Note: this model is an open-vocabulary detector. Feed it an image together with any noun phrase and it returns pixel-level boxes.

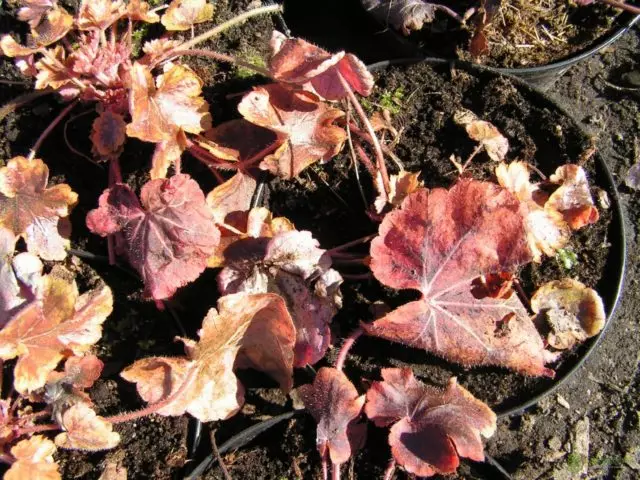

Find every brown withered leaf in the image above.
[0,269,113,393]
[77,0,126,31]
[374,170,423,214]
[206,171,257,223]
[0,156,78,260]
[5,435,61,480]
[150,131,187,179]
[161,0,214,31]
[531,278,606,351]
[454,109,509,161]
[140,38,181,65]
[126,62,211,143]
[98,461,127,480]
[0,35,40,57]
[121,292,295,422]
[45,354,104,416]
[238,83,346,178]
[55,402,120,451]
[34,45,74,92]
[31,8,73,47]
[91,109,127,158]
[127,0,160,23]
[548,164,599,230]
[18,0,55,29]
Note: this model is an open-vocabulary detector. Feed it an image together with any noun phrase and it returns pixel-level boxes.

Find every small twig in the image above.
[28,99,79,160]
[342,273,372,281]
[353,141,377,177]
[169,49,272,77]
[335,328,364,371]
[597,0,640,15]
[512,278,532,313]
[345,104,368,207]
[211,429,233,480]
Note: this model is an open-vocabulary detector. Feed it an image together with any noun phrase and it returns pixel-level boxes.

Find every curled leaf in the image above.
[77,0,126,31]
[127,0,160,23]
[531,278,606,351]
[18,0,55,29]
[91,109,127,158]
[0,156,78,260]
[31,8,73,47]
[0,268,112,393]
[121,292,296,421]
[299,367,366,466]
[548,164,599,230]
[86,174,220,300]
[161,0,214,31]
[361,0,462,35]
[366,180,556,376]
[46,355,104,420]
[55,402,120,451]
[365,368,496,477]
[269,30,374,101]
[454,109,509,162]
[5,435,60,480]
[238,84,346,178]
[206,171,257,224]
[374,170,423,213]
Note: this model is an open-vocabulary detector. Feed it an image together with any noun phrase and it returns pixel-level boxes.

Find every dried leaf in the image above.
[98,461,127,480]
[91,109,127,158]
[299,367,365,465]
[218,230,342,366]
[206,171,257,223]
[18,0,55,29]
[269,30,374,101]
[547,164,599,230]
[0,156,78,260]
[361,0,458,35]
[140,38,181,65]
[5,435,60,480]
[496,162,570,262]
[77,0,126,31]
[365,368,496,477]
[55,402,120,450]
[86,174,220,300]
[0,269,112,393]
[46,354,104,401]
[454,109,509,161]
[366,180,556,376]
[34,45,74,92]
[238,83,346,178]
[150,131,186,179]
[121,292,296,421]
[31,8,73,47]
[0,35,41,57]
[161,0,214,31]
[374,170,423,213]
[126,62,211,144]
[531,278,605,350]
[127,0,160,23]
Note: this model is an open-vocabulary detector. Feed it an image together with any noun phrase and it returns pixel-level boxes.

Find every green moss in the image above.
[235,50,267,79]
[361,87,406,115]
[556,248,578,270]
[131,23,152,57]
[566,453,584,473]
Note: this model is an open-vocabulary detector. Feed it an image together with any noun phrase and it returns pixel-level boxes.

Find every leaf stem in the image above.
[598,0,640,14]
[169,49,271,77]
[174,4,282,52]
[383,459,396,480]
[327,234,376,255]
[334,328,363,372]
[27,99,79,160]
[339,74,391,195]
[331,463,341,480]
[0,89,52,123]
[348,122,404,171]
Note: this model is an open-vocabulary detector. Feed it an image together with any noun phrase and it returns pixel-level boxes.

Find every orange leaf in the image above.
[206,171,257,223]
[0,157,78,260]
[127,0,160,23]
[54,402,120,451]
[5,435,60,480]
[161,0,214,31]
[238,84,346,178]
[121,292,295,421]
[18,0,55,29]
[77,0,126,31]
[91,109,127,158]
[0,268,112,393]
[454,109,509,161]
[31,8,73,47]
[126,62,211,144]
[547,164,599,230]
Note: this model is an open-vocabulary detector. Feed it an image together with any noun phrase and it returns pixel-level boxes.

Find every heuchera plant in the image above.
[0,0,609,477]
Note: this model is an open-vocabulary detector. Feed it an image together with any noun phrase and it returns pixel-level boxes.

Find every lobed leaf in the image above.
[161,0,214,31]
[127,0,160,23]
[5,435,60,480]
[91,108,127,158]
[54,402,120,451]
[121,292,296,421]
[365,368,496,477]
[366,179,556,376]
[86,174,220,300]
[0,156,78,261]
[77,0,126,31]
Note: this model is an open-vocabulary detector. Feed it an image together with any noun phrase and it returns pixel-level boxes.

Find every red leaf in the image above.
[298,367,365,465]
[547,164,599,230]
[365,368,496,477]
[238,83,346,178]
[86,174,220,300]
[268,31,374,101]
[366,179,555,376]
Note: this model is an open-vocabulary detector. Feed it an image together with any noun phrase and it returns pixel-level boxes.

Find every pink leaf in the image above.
[86,174,220,300]
[298,367,366,465]
[365,179,555,376]
[268,31,374,101]
[365,368,496,477]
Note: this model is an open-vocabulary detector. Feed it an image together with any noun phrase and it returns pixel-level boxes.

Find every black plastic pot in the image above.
[367,58,627,418]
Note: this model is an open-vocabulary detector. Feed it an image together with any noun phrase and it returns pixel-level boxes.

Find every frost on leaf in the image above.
[54,402,120,451]
[161,0,214,31]
[91,108,127,158]
[218,229,343,367]
[361,0,462,36]
[0,228,42,327]
[496,161,570,262]
[547,164,599,230]
[86,174,220,300]
[5,435,60,480]
[531,279,605,351]
[0,156,78,261]
[77,0,125,31]
[365,368,496,477]
[0,268,113,393]
[126,62,211,177]
[238,83,346,178]
[121,292,296,421]
[268,30,374,101]
[366,179,556,376]
[454,109,509,162]
[299,367,366,466]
